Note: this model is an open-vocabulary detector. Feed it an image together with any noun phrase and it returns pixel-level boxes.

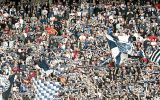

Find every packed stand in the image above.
[0,0,159,100]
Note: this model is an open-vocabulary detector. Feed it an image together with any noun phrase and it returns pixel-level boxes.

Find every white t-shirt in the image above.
[79,35,86,41]
[2,41,8,48]
[54,10,58,15]
[133,33,144,42]
[42,9,48,16]
[15,22,20,29]
[50,16,55,21]
[10,8,16,15]
[9,41,14,48]
[19,18,24,26]
[0,16,3,22]
[23,32,27,38]
[0,9,3,13]
[77,12,81,16]
[88,36,94,41]
[109,15,114,20]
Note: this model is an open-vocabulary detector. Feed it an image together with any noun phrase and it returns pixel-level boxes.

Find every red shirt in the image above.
[3,28,10,34]
[25,27,29,33]
[72,50,78,60]
[147,36,157,42]
[155,3,160,9]
[69,95,72,100]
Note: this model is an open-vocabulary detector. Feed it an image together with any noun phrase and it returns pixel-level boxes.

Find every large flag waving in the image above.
[106,34,121,66]
[150,48,160,65]
[106,33,133,66]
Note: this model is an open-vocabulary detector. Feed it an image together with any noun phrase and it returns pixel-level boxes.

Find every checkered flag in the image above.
[32,78,62,100]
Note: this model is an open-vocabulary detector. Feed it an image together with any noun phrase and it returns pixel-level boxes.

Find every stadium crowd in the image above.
[0,0,160,100]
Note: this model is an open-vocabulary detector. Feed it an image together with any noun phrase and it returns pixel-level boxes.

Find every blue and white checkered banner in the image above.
[32,78,62,100]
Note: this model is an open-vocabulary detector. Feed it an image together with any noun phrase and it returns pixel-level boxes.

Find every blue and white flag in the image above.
[106,34,133,65]
[117,42,132,53]
[108,27,113,35]
[106,34,121,65]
